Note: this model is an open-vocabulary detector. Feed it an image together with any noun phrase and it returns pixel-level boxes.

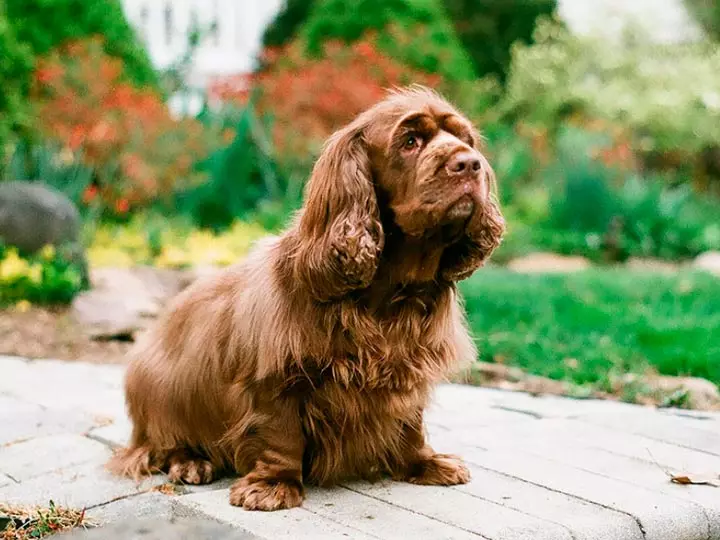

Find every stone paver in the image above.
[1,355,719,540]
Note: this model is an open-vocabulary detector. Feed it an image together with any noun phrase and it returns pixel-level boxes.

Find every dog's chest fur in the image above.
[285,288,462,485]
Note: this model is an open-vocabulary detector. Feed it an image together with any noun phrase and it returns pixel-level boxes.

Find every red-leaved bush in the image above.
[251,34,443,157]
[31,37,215,214]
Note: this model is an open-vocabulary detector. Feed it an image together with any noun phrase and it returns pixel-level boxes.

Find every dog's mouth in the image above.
[437,195,475,243]
[444,195,475,222]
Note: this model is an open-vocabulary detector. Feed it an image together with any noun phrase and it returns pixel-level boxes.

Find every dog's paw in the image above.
[167,454,215,485]
[406,453,471,486]
[229,477,304,511]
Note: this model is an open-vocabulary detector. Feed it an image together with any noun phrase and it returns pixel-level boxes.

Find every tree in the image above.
[684,0,720,40]
[444,0,557,83]
[300,0,477,82]
[5,0,157,90]
[262,0,315,48]
[0,7,32,167]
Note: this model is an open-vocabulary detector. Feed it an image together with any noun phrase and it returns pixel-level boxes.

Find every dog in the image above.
[107,85,505,511]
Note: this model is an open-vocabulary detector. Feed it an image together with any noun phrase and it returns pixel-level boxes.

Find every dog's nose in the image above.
[446,151,482,177]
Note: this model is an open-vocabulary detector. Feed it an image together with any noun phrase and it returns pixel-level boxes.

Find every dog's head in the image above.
[295,86,505,296]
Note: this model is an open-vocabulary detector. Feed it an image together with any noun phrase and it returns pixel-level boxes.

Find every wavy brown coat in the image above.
[108,86,505,511]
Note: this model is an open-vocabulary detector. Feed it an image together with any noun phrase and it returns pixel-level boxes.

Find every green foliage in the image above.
[0,8,32,165]
[684,0,720,40]
[179,104,290,232]
[540,128,720,261]
[5,0,157,90]
[0,243,84,306]
[3,142,94,209]
[262,0,315,48]
[300,0,476,81]
[444,0,557,82]
[461,268,720,386]
[504,19,720,156]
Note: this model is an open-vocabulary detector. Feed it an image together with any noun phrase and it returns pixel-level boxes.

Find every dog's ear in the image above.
[292,125,384,302]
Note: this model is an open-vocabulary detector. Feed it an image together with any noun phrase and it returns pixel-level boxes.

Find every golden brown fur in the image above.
[107,86,505,511]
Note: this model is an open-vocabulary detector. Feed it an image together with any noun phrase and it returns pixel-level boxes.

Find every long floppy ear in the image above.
[290,125,384,302]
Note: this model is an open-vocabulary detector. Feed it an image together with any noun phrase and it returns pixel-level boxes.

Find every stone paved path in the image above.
[1,356,719,539]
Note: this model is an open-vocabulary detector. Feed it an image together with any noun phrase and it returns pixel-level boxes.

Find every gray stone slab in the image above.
[63,517,260,539]
[0,473,15,487]
[346,480,571,540]
[475,432,720,538]
[303,486,482,539]
[432,384,643,420]
[0,358,126,419]
[0,434,109,481]
[87,416,132,448]
[457,446,710,540]
[0,402,102,446]
[87,491,174,524]
[456,465,643,540]
[578,409,720,456]
[175,488,380,539]
[472,418,720,481]
[0,461,166,508]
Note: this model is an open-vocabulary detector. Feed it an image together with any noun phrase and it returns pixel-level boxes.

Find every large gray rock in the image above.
[0,181,88,285]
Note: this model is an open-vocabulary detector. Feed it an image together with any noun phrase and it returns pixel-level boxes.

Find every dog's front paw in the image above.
[406,453,471,486]
[229,477,304,511]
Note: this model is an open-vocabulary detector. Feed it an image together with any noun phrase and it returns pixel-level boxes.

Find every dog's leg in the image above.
[166,448,216,485]
[228,401,305,511]
[393,418,471,486]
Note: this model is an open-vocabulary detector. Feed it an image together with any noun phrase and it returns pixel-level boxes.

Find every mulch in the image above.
[0,306,131,365]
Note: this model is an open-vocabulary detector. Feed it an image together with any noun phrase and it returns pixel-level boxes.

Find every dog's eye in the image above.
[404,135,422,151]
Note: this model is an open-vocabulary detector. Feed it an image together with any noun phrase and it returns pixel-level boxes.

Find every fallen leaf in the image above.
[670,473,720,487]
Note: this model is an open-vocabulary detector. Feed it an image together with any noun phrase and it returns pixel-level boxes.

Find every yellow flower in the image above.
[87,246,135,268]
[28,263,43,284]
[155,246,190,268]
[0,249,30,281]
[40,244,56,261]
[14,300,32,313]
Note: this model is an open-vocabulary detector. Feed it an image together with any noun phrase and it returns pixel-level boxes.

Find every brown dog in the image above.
[107,86,505,511]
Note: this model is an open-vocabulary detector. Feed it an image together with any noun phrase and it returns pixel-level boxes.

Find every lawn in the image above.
[460,269,720,388]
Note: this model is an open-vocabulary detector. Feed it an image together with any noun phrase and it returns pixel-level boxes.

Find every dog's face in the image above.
[364,93,493,240]
[295,86,504,296]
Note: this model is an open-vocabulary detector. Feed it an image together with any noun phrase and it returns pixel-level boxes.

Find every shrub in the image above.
[262,0,315,48]
[5,0,157,90]
[444,0,557,82]
[31,38,216,215]
[0,10,32,166]
[3,142,94,210]
[255,34,443,157]
[299,0,476,82]
[0,243,84,305]
[504,19,720,187]
[685,0,720,40]
[179,103,288,231]
[538,127,720,261]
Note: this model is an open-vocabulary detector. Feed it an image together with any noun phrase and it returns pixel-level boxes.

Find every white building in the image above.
[120,0,283,113]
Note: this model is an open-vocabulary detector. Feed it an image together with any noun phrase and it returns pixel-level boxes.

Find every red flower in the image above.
[82,185,98,204]
[115,198,130,214]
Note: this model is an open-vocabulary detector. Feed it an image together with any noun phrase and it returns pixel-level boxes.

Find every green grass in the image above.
[460,269,720,388]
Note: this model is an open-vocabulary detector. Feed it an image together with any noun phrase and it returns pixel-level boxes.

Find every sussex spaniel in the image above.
[108,86,505,511]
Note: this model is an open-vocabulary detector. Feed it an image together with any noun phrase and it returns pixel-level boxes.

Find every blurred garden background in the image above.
[1,0,720,409]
